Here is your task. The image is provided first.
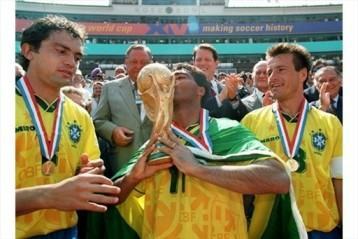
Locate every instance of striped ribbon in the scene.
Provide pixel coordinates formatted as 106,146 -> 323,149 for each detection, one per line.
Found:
16,76 -> 64,162
273,99 -> 309,162
171,108 -> 212,153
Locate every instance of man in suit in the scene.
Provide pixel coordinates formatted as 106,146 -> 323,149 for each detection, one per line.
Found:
303,84 -> 320,102
93,44 -> 153,177
310,66 -> 343,123
242,60 -> 271,112
303,58 -> 330,102
192,43 -> 248,121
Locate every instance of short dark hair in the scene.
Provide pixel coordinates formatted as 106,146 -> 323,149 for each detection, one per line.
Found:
19,15 -> 87,71
266,43 -> 312,80
174,63 -> 211,105
192,43 -> 219,61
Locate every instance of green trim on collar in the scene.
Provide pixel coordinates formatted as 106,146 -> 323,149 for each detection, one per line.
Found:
16,87 -> 59,112
35,95 -> 58,112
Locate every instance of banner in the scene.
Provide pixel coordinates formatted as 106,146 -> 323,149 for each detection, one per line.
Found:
16,18 -> 342,36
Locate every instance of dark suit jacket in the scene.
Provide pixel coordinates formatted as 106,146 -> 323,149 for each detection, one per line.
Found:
304,85 -> 320,102
92,77 -> 152,176
203,80 -> 248,122
334,94 -> 343,123
311,94 -> 343,124
306,86 -> 343,124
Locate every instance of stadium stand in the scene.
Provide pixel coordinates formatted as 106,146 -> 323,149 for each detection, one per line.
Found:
15,0 -> 342,76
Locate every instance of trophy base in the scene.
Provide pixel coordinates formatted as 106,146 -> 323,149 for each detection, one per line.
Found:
148,149 -> 172,165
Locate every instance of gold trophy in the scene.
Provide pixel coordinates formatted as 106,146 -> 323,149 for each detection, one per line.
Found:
137,63 -> 175,165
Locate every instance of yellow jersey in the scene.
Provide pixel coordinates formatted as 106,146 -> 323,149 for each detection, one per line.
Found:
128,117 -> 276,239
137,170 -> 248,239
242,105 -> 342,232
16,92 -> 100,238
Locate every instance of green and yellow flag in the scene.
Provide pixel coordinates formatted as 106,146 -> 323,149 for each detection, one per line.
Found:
86,191 -> 143,239
88,117 -> 307,238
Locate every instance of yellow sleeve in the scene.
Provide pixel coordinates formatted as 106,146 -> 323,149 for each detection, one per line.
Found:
248,194 -> 276,239
331,117 -> 342,179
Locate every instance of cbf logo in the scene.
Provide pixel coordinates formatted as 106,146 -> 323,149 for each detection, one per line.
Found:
66,121 -> 82,145
311,129 -> 327,151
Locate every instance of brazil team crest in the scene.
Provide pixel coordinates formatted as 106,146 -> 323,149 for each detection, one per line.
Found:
66,121 -> 82,144
311,129 -> 327,151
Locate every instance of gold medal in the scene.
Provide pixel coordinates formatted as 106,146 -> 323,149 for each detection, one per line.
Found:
42,161 -> 56,176
287,158 -> 299,172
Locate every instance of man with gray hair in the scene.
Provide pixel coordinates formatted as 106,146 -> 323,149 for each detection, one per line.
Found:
93,44 -> 153,177
242,60 -> 272,112
310,66 -> 343,123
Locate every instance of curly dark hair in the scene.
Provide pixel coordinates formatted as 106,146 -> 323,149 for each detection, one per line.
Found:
19,15 -> 87,71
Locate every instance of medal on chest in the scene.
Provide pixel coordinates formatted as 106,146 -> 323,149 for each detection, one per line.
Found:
273,100 -> 309,172
17,76 -> 64,176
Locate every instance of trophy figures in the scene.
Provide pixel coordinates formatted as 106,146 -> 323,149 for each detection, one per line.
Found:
137,63 -> 175,165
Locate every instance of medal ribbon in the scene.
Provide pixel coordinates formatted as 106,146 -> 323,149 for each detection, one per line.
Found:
169,109 -> 212,194
16,76 -> 64,162
273,99 -> 309,159
171,109 -> 212,153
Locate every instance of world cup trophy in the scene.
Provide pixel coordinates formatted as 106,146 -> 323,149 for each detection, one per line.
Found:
137,63 -> 175,165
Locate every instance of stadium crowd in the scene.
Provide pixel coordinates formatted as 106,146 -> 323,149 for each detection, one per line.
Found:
15,15 -> 342,239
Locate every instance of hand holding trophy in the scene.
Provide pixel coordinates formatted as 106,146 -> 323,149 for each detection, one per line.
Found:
137,63 -> 175,165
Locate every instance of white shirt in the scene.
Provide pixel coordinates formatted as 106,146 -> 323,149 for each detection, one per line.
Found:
210,79 -> 223,107
131,79 -> 146,122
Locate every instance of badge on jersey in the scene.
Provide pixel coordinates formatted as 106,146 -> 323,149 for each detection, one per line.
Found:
67,121 -> 82,145
311,129 -> 327,151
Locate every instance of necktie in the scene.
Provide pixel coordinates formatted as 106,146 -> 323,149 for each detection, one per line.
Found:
132,85 -> 141,114
331,99 -> 337,110
211,81 -> 219,96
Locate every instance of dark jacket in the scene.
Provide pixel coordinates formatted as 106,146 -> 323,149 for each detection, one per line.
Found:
203,80 -> 248,122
